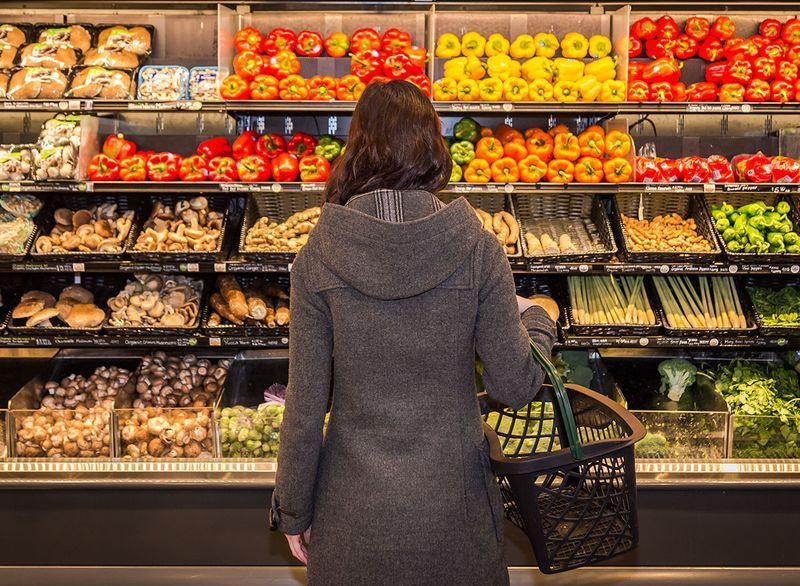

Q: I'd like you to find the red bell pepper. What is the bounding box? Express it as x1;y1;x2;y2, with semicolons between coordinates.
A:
207;156;237;182
771;156;800;182
634;157;664;183
760;19;782;40
724;59;753;85
787;45;800;63
298;154;330;182
719;83;745;102
724;39;758;61
307;75;337;100
136;151;155;163
735;152;772;182
382;52;421;79
237;154;271;182
771;79;796;102
629;37;642;58
646;36;676;59
350;28;381;53
267;50;301;79
196;137;232;161
794;79;800;100
102;133;136;161
762;42;785;60
750;35;769;51
405;73;431;96
672;82;687;102
698;36;724;62
649;81;674;102
249;74;279;100
351;49;381;82
178;155;208;182
119;155;147;182
781;18;800;46
642;57;681;83
336;74;365;101
775;60;798;83
263;28;296;56
271;152;299;182
233;50;263;81
628;62;645;82
686;81;717;102
232;131;258;161
381;28;412;54
87;154;120;181
707;155;734;182
286;132;317;157
656;16;680;40
146;152;182;182
235;27;264;54
674;34;698;60
745;79;771;102
324;32;350;57
752;56;777;81
627;80;650;102
631;17;658;40
295;30;323;57
681;156;711;182
220;74;250;100
403;46;427;72
256;134;286;159
685;17;710;42
705;61;728;84
710;16;735;41
657;158;681;182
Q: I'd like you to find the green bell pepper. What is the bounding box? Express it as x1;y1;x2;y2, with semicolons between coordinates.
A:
722;227;736;242
450;161;463;182
715;217;731;231
737;201;768;216
450;140;475;165
711;209;727;221
720;203;734;215
787;244;800;254
784;232;799;246
453;117;480;143
727;240;742;252
776;201;791;215
728;212;741;224
766;232;785;247
314;135;344;162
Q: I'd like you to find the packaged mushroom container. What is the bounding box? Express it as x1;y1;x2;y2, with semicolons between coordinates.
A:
0;193;41;257
106;273;203;331
96;25;152;56
19;43;78;69
0;42;17;69
137;65;189;101
132;196;224;257
0;24;27;48
130;352;232;409
37;114;82;148
189;66;219;101
118;406;216;459
33;202;134;256
6;67;68;100
32;144;78;180
36;24;92;53
67;67;135;100
0;145;34;181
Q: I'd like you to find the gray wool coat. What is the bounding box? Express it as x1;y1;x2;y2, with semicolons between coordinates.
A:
273;190;556;585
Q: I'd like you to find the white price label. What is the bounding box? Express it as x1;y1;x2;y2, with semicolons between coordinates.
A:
578;264;589;273
659;265;670;274
214;262;227;273
209;337;222;347
287;263;293;272
186;263;200;272
503;183;514;193
271;183;283;193
72;263;85;273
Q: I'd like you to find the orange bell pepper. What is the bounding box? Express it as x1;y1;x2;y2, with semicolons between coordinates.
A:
602;157;633;183
480;127;494;138
464;159;491;183
553;132;580;162
503;141;527;162
547;159;575;183
278;75;309;100
583;124;605;136
605;130;632;158
518;154;547;183
490;157;520;183
577;129;605;158
574;156;604;183
475;137;504;163
524;130;554;163
336;75;365;100
494;123;525;145
548;124;570;137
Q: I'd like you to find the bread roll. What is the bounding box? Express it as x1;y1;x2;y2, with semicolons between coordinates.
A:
7;68;68;99
98;25;151;55
64;303;105;328
84;47;139;69
217;276;248;320
68;67;133;99
38;25;91;53
0;24;26;48
20;44;77;69
0;44;16;69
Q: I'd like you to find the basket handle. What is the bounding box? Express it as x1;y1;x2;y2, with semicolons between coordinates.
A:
529;339;585;460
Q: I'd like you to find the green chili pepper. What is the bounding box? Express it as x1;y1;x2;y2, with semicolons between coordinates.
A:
767;232;785;247
728;212;741;224
733;214;748;234
784;232;799;246
745;224;765;245
748;215;773;231
453;117;480;143
776;201;791;215
776;219;794;234
313;135;344;162
743;243;757;253
758;241;771;253
737;201;768;216
449;140;475;165
450;161;463;182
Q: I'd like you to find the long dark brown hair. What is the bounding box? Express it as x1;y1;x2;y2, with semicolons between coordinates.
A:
324;80;452;205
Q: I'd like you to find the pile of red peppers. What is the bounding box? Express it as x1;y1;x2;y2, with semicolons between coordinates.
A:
629;15;800;102
221;26;430;101
635;153;800;183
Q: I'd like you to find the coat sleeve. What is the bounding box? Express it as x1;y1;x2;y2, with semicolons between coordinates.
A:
475;239;556;410
273;260;333;535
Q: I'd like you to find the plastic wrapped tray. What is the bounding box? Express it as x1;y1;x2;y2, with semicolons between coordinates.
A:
189;66;219;101
66;66;137;100
202;274;290;337
137;65;189;101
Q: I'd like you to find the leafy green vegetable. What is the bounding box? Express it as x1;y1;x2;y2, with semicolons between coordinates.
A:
748;286;800;327
658;358;697;404
635;432;672;458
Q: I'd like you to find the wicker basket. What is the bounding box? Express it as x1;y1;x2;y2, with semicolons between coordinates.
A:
438;192;523;258
612;192;721;264
743;275;800;337
202;274;290;337
514;194;617;263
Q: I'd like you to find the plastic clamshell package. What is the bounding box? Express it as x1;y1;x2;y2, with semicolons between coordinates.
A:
189;66;219;101
137;65;189;101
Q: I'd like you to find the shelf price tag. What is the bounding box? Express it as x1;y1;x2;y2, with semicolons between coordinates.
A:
214;262;227;273
209;337;222;347
72;263;85;273
183;263;200;272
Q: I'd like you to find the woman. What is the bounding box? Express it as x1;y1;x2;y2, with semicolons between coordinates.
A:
272;80;557;585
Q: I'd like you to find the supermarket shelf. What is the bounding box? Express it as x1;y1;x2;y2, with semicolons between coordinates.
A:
562;333;798;349
517;261;800;275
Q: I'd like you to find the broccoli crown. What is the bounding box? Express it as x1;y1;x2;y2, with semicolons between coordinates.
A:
658;358;697;402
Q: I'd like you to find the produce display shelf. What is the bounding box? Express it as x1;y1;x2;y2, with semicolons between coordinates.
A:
562;333;798;349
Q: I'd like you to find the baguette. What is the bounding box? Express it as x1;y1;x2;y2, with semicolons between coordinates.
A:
217;276;248;320
210;292;243;326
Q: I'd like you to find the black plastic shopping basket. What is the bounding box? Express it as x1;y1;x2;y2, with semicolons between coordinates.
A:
482;340;646;574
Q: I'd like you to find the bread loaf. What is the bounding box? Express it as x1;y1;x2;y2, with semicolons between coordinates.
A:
20;44;77;69
84;47;139;69
275;299;290;326
217;276;248;320
0;24;26;48
38;25;91;53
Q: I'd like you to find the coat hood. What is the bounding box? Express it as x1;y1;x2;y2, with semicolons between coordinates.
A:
307;192;482;300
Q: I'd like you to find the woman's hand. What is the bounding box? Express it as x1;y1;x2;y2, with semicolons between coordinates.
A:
284;526;312;565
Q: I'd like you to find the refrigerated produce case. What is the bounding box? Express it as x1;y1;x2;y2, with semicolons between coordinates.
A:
2;1;800;581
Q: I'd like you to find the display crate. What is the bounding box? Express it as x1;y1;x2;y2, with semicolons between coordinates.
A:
438;191;523;259
744;276;800;337
202;274;290;338
730;414;800;459
116;405;219;458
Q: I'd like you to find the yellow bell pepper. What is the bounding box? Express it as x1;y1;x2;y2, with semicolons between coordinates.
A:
461;32;486;57
575;75;601;102
457;79;480;101
443;57;468;81
599;79;626;102
503;77;528;101
486;54;520;81
433;77;458;101
509;34;535;59
479;78;503;101
521;56;553;82
560;32;589;59
588;34;612;58
465;55;486;80
553;58;585;82
584;56;617;82
533;32;559;58
436;33;462;58
554;80;579;102
528;79;554;101
485;33;510;56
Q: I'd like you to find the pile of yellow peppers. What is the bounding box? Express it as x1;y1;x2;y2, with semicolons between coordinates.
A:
433;31;625;102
